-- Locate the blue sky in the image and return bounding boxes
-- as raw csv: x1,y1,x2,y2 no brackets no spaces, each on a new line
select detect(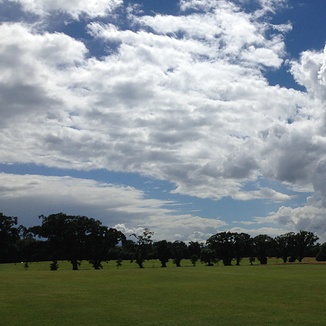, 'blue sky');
0,0,326,242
